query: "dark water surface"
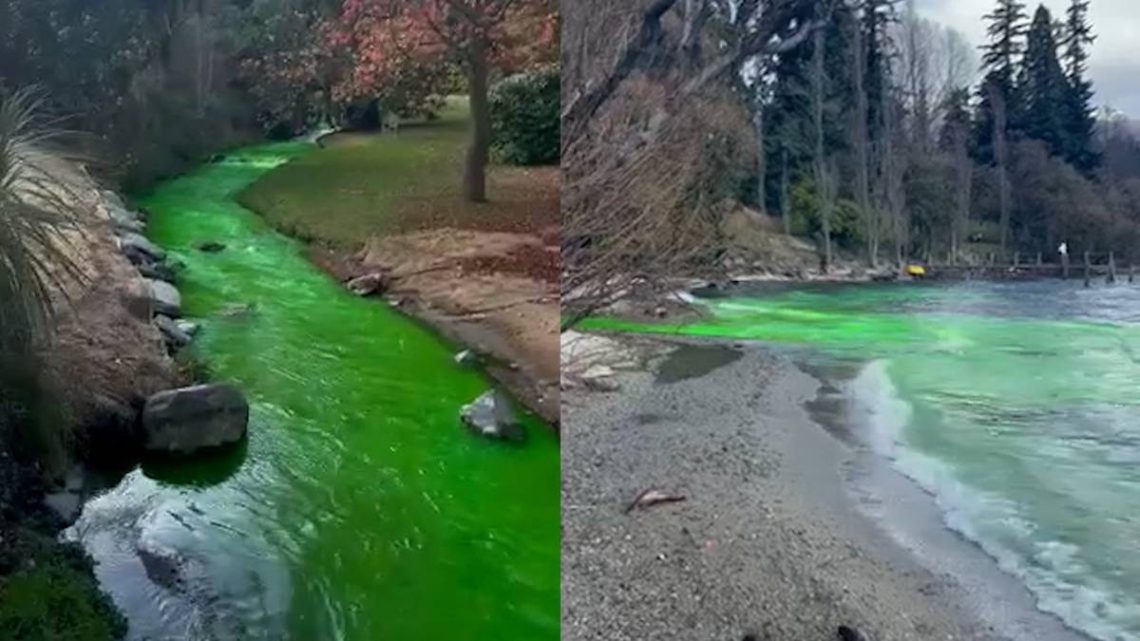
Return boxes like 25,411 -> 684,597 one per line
66,143 -> 559,641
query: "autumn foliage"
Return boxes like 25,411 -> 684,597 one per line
325,1 -> 556,100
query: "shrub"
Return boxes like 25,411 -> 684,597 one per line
0,530 -> 127,641
0,88 -> 87,472
789,178 -> 863,249
490,66 -> 560,166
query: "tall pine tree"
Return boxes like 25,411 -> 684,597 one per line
863,0 -> 898,147
1061,0 -> 1099,173
1019,5 -> 1069,157
973,0 -> 1028,164
762,1 -> 856,213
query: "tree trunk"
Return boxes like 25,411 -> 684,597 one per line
851,13 -> 875,268
991,85 -> 1010,255
465,36 -> 491,203
953,134 -> 971,265
780,147 -> 791,235
811,26 -> 831,272
754,108 -> 766,215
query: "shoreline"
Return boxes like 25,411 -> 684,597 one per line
561,334 -> 1085,640
304,241 -> 560,428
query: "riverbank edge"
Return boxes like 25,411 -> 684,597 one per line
1,182 -> 189,638
560,332 -> 1078,641
303,242 -> 559,429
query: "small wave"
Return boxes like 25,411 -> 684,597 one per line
851,360 -> 1138,641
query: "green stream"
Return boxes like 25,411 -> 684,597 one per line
68,143 -> 559,641
584,282 -> 1140,641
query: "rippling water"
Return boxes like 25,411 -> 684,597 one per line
66,143 -> 559,641
583,281 -> 1140,641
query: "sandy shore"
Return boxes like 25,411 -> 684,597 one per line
561,335 -> 1087,641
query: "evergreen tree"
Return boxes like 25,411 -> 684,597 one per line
862,0 -> 898,146
1061,0 -> 1099,173
938,87 -> 972,153
1019,5 -> 1068,157
762,1 -> 856,211
973,0 -> 1028,163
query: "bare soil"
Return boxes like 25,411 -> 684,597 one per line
308,225 -> 561,427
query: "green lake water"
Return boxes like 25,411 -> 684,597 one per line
583,282 -> 1140,641
66,143 -> 559,641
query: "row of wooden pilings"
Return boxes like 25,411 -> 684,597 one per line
1054,251 -> 1136,286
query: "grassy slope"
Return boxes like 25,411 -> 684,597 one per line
237,97 -> 558,248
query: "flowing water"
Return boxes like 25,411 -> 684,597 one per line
582,281 -> 1140,641
66,143 -> 559,641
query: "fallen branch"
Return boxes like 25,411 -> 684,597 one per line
624,487 -> 687,514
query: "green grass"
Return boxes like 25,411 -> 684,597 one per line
237,96 -> 558,248
0,528 -> 126,641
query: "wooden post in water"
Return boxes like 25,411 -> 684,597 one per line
1084,250 -> 1091,287
1108,251 -> 1117,284
1013,252 -> 1020,268
1036,252 -> 1043,266
1062,252 -> 1070,279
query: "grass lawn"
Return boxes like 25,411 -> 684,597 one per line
237,97 -> 559,248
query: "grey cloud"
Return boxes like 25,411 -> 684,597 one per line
915,0 -> 1140,114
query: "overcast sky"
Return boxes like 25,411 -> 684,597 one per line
916,0 -> 1140,114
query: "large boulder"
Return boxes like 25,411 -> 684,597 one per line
142,384 -> 249,454
146,278 -> 182,317
460,390 -> 525,442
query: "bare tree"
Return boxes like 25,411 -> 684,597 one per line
562,0 -> 822,326
753,100 -> 767,216
951,129 -> 972,264
940,27 -> 976,101
850,2 -> 877,267
810,19 -> 833,271
898,0 -> 934,152
883,83 -> 908,267
991,82 -> 1012,254
780,146 -> 791,235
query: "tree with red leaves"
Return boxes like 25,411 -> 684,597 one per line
331,0 -> 557,202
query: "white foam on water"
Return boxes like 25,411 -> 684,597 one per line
851,360 -> 1140,641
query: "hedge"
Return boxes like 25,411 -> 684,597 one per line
489,66 -> 560,166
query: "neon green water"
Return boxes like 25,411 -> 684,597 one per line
583,282 -> 1140,641
69,143 -> 559,641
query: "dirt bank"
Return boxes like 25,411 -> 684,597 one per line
308,225 -> 561,427
2,173 -> 179,638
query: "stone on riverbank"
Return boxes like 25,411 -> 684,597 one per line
460,390 -> 525,442
43,491 -> 82,524
154,315 -> 192,349
138,260 -> 177,283
146,278 -> 182,317
142,383 -> 249,454
454,349 -> 479,367
346,272 -> 388,297
119,232 -> 165,262
196,240 -> 226,253
175,319 -> 200,337
110,209 -> 145,234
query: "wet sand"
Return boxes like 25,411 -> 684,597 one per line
561,336 -> 1088,641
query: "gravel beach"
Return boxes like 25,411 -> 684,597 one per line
561,335 -> 1085,641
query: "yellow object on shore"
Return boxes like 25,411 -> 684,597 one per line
906,264 -> 926,277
